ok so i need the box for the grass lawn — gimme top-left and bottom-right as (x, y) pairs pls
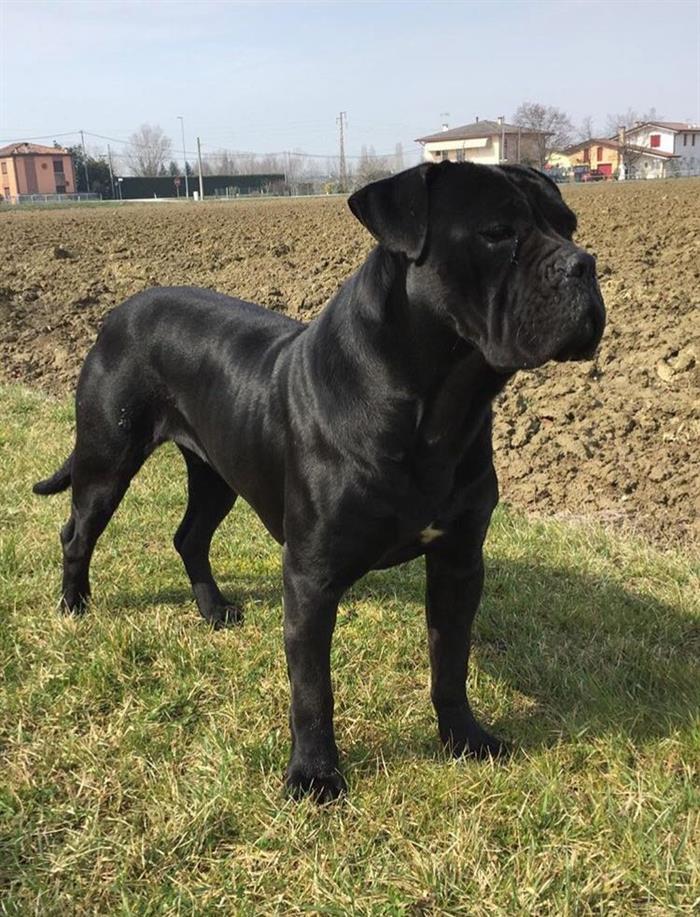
(1, 383), (698, 915)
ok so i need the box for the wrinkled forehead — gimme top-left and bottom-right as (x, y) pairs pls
(498, 164), (578, 237)
(429, 163), (532, 225)
(428, 163), (577, 238)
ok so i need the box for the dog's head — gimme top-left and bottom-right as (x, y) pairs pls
(348, 161), (605, 371)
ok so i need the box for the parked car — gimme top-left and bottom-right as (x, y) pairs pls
(544, 166), (569, 183)
(582, 169), (607, 182)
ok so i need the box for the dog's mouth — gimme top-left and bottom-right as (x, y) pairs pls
(554, 292), (606, 364)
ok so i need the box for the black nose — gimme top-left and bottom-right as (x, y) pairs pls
(566, 250), (596, 279)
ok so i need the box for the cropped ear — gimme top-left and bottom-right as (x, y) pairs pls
(348, 162), (436, 261)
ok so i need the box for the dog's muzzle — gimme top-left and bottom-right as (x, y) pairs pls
(553, 250), (606, 362)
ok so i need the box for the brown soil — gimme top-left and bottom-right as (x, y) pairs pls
(1, 182), (698, 544)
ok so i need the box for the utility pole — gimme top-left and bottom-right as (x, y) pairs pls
(107, 144), (115, 198)
(177, 116), (189, 198)
(79, 129), (89, 192)
(337, 111), (348, 193)
(196, 136), (204, 201)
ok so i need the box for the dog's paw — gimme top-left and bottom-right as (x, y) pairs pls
(60, 592), (89, 616)
(447, 728), (510, 761)
(202, 604), (244, 629)
(284, 763), (347, 804)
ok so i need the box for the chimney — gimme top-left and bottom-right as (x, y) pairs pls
(618, 125), (626, 146)
(441, 121), (449, 132)
(498, 115), (504, 126)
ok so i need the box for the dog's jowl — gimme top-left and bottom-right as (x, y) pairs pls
(34, 162), (605, 801)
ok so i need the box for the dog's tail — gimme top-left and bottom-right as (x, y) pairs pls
(33, 453), (74, 495)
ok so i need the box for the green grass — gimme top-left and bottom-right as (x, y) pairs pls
(1, 383), (698, 915)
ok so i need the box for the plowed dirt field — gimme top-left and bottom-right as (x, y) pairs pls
(1, 180), (698, 543)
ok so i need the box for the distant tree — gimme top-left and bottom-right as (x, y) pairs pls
(185, 160), (193, 177)
(393, 142), (405, 173)
(512, 102), (575, 167)
(67, 145), (113, 197)
(126, 123), (173, 176)
(353, 145), (392, 189)
(577, 116), (596, 142)
(604, 107), (663, 137)
(167, 160), (179, 177)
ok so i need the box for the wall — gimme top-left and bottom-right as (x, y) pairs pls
(421, 137), (499, 165)
(672, 130), (700, 166)
(626, 126), (675, 153)
(421, 133), (544, 166)
(1, 152), (76, 199)
(118, 173), (285, 199)
(0, 157), (18, 200)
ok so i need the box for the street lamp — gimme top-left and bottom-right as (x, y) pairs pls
(177, 116), (189, 199)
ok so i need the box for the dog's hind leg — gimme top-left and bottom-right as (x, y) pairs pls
(174, 447), (241, 627)
(61, 436), (149, 615)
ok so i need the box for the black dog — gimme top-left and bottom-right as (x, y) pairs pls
(34, 161), (605, 801)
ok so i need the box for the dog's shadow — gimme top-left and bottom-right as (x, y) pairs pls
(113, 555), (698, 761)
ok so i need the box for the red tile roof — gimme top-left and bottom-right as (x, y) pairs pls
(0, 142), (71, 157)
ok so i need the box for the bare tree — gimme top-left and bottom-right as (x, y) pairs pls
(126, 124), (173, 177)
(512, 102), (574, 167)
(604, 107), (663, 137)
(353, 145), (392, 189)
(577, 116), (596, 142)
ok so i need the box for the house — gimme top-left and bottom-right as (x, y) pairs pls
(623, 121), (700, 175)
(0, 142), (76, 202)
(415, 117), (550, 167)
(561, 135), (677, 180)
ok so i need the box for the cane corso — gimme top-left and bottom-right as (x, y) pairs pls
(34, 161), (605, 801)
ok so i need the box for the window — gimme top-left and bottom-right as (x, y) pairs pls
(55, 185), (66, 194)
(684, 134), (688, 146)
(584, 148), (590, 163)
(650, 134), (661, 148)
(456, 149), (465, 162)
(53, 159), (64, 173)
(597, 146), (603, 160)
(693, 134), (696, 146)
(1, 161), (6, 174)
(3, 187), (9, 198)
(441, 150), (449, 161)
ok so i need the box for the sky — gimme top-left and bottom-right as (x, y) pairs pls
(1, 0), (699, 166)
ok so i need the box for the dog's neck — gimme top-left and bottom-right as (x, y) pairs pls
(315, 246), (513, 449)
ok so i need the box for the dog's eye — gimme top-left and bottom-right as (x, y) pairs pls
(480, 225), (516, 244)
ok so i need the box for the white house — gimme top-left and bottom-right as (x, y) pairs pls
(624, 121), (700, 175)
(415, 118), (550, 167)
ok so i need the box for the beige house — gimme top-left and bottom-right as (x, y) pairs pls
(415, 118), (550, 166)
(0, 142), (76, 202)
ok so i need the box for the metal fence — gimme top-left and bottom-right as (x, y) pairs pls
(8, 192), (102, 205)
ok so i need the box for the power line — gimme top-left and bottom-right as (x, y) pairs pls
(1, 126), (412, 162)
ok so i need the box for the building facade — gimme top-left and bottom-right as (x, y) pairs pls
(0, 142), (76, 202)
(561, 136), (677, 179)
(623, 121), (700, 174)
(416, 118), (549, 167)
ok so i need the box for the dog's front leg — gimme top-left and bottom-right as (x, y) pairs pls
(282, 548), (347, 802)
(425, 542), (507, 759)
